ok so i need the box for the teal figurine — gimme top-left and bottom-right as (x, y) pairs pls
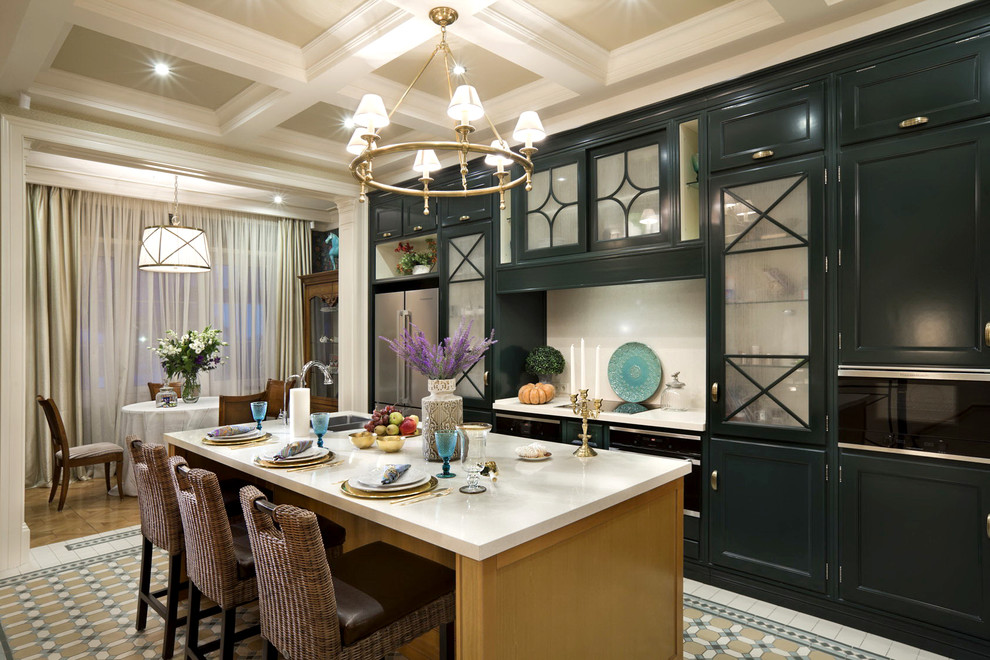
(324, 232), (339, 270)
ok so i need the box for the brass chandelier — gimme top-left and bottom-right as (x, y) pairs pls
(347, 6), (547, 214)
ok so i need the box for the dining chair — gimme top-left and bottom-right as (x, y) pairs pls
(217, 391), (266, 425)
(148, 382), (183, 400)
(263, 379), (287, 419)
(240, 486), (456, 660)
(36, 395), (124, 512)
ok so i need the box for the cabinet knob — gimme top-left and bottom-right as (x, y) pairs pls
(898, 116), (929, 129)
(382, 232), (392, 238)
(711, 382), (719, 402)
(412, 225), (423, 232)
(752, 149), (774, 160)
(459, 215), (471, 222)
(710, 470), (718, 492)
(484, 371), (489, 387)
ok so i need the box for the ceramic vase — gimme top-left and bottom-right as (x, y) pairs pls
(422, 378), (462, 461)
(412, 264), (431, 275)
(182, 374), (201, 403)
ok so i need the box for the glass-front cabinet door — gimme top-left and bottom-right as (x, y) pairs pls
(442, 223), (491, 408)
(515, 152), (585, 261)
(299, 271), (339, 411)
(590, 130), (670, 251)
(709, 155), (824, 443)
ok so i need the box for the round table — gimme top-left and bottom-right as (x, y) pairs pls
(118, 397), (220, 496)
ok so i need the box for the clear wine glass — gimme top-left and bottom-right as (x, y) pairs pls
(311, 412), (330, 448)
(458, 423), (490, 494)
(435, 430), (457, 479)
(250, 401), (267, 431)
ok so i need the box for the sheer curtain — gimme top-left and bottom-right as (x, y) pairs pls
(25, 184), (310, 487)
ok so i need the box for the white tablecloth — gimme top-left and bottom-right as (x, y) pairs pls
(118, 397), (220, 496)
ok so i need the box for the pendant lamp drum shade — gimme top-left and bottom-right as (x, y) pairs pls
(139, 217), (211, 273)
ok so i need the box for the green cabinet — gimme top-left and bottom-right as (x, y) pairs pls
(838, 36), (990, 145)
(708, 82), (825, 172)
(440, 172), (494, 226)
(838, 120), (990, 367)
(515, 151), (586, 260)
(839, 451), (990, 639)
(710, 437), (827, 592)
(371, 193), (437, 242)
(709, 155), (825, 444)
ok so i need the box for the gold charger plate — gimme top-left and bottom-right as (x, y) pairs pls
(254, 449), (335, 469)
(341, 475), (438, 500)
(203, 433), (272, 446)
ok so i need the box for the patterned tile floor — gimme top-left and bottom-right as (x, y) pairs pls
(0, 527), (949, 659)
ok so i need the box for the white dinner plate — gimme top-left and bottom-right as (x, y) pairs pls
(354, 468), (429, 491)
(258, 445), (326, 463)
(211, 427), (263, 441)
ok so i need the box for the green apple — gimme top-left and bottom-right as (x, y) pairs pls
(386, 424), (400, 436)
(374, 424), (387, 436)
(388, 411), (404, 425)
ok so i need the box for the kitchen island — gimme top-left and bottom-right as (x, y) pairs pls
(166, 418), (690, 659)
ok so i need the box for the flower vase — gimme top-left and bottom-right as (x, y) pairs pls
(182, 374), (201, 403)
(412, 264), (431, 275)
(422, 379), (462, 461)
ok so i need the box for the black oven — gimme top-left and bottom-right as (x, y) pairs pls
(608, 427), (702, 559)
(838, 371), (990, 463)
(494, 413), (562, 443)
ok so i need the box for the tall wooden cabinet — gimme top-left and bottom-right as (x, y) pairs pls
(300, 271), (338, 412)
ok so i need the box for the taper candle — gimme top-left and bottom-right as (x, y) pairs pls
(580, 338), (586, 390)
(595, 345), (601, 399)
(570, 344), (575, 393)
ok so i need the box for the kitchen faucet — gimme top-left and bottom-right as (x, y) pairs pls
(282, 360), (334, 426)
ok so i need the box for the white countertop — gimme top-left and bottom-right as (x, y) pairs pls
(165, 415), (690, 561)
(493, 396), (706, 433)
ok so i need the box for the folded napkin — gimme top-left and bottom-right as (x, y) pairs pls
(515, 442), (550, 458)
(381, 464), (411, 485)
(272, 440), (313, 461)
(207, 423), (256, 438)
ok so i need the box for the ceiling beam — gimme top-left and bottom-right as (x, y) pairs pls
(0, 0), (75, 99)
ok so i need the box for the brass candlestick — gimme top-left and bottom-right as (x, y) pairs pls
(569, 389), (602, 457)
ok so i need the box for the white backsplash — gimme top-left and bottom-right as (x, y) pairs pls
(546, 279), (707, 409)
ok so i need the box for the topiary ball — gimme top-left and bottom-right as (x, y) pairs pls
(525, 345), (565, 376)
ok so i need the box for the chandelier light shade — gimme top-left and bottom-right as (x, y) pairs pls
(138, 175), (211, 273)
(347, 6), (548, 213)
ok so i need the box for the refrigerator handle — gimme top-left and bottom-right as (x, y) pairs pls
(403, 310), (413, 405)
(396, 310), (410, 404)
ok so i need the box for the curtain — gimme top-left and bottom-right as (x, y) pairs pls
(25, 184), (310, 487)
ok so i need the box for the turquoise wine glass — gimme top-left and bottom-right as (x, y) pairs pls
(435, 430), (457, 478)
(250, 401), (267, 431)
(311, 412), (330, 448)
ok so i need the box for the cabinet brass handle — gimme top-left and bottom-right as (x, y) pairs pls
(459, 215), (470, 221)
(484, 371), (489, 387)
(711, 470), (718, 491)
(752, 149), (774, 160)
(987, 513), (989, 539)
(412, 225), (423, 232)
(985, 323), (990, 347)
(382, 232), (392, 238)
(898, 116), (929, 129)
(711, 382), (719, 402)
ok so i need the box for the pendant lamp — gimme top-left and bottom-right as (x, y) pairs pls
(138, 175), (211, 273)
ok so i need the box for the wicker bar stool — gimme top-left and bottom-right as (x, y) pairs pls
(239, 486), (456, 660)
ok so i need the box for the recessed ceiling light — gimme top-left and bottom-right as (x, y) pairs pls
(452, 64), (466, 75)
(344, 117), (355, 129)
(273, 194), (284, 205)
(153, 62), (171, 76)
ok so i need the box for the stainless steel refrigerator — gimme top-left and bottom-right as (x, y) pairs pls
(374, 288), (438, 416)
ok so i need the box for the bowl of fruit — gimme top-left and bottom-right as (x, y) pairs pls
(362, 406), (420, 452)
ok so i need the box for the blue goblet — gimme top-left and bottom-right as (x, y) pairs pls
(435, 430), (457, 479)
(250, 401), (267, 431)
(311, 412), (330, 448)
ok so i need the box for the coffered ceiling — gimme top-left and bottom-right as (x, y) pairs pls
(0, 0), (972, 201)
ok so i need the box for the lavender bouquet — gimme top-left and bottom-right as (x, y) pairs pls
(380, 319), (496, 381)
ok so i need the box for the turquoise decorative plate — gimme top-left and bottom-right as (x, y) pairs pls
(613, 402), (647, 414)
(607, 342), (662, 403)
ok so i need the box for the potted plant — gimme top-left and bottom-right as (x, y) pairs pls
(150, 326), (227, 403)
(525, 345), (565, 384)
(380, 319), (496, 460)
(395, 239), (437, 275)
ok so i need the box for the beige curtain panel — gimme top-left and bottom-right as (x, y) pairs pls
(25, 184), (311, 488)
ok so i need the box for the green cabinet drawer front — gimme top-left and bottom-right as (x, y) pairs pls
(839, 452), (990, 638)
(441, 173), (494, 226)
(708, 82), (824, 171)
(839, 36), (990, 144)
(710, 438), (826, 592)
(373, 196), (404, 241)
(839, 121), (990, 366)
(402, 201), (437, 236)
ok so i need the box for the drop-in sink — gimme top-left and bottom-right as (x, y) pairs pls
(327, 413), (371, 432)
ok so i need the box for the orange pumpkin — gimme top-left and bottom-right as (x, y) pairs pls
(518, 382), (556, 405)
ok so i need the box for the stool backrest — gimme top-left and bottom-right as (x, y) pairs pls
(240, 485), (341, 657)
(218, 391), (266, 425)
(170, 456), (255, 608)
(128, 437), (184, 554)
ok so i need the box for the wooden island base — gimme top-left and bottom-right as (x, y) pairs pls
(176, 450), (683, 660)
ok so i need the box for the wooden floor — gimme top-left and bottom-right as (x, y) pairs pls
(25, 479), (139, 548)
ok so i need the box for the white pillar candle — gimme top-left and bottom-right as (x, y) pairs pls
(595, 345), (601, 399)
(289, 387), (310, 438)
(569, 344), (576, 393)
(580, 338), (586, 391)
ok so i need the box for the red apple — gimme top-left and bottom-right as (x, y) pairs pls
(399, 417), (418, 436)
